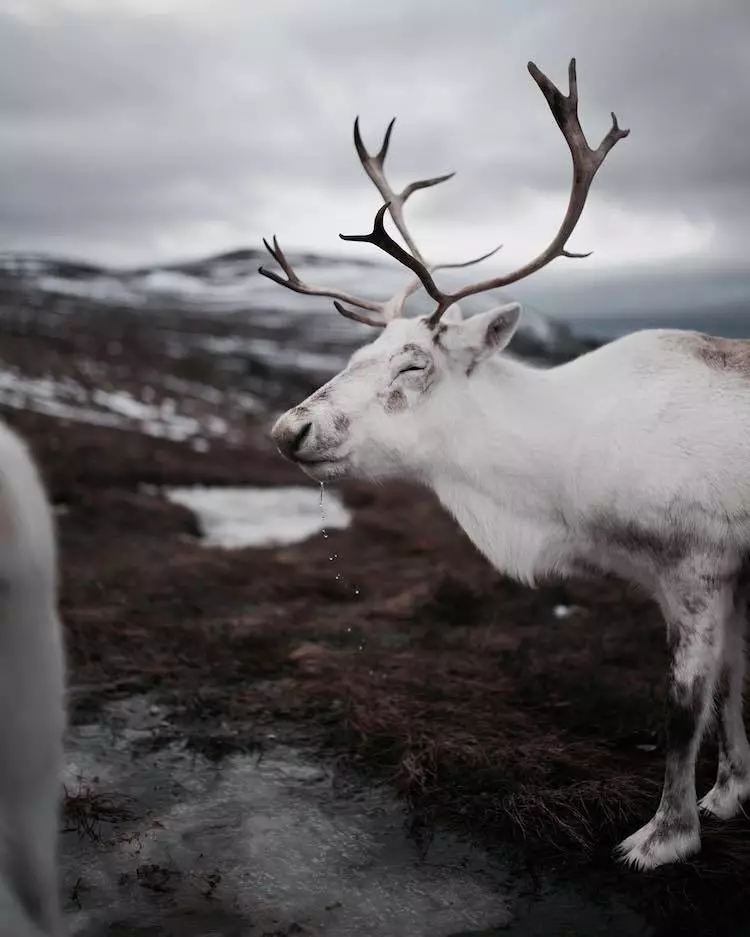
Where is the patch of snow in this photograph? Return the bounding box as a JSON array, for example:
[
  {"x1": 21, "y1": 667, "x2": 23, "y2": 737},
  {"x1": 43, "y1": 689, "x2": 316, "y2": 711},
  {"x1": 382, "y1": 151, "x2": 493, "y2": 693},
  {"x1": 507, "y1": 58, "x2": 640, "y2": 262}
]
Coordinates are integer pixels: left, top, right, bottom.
[
  {"x1": 198, "y1": 334, "x2": 349, "y2": 375},
  {"x1": 0, "y1": 366, "x2": 230, "y2": 444},
  {"x1": 164, "y1": 485, "x2": 351, "y2": 549},
  {"x1": 35, "y1": 274, "x2": 145, "y2": 306},
  {"x1": 0, "y1": 255, "x2": 42, "y2": 276},
  {"x1": 134, "y1": 269, "x2": 211, "y2": 296},
  {"x1": 162, "y1": 376, "x2": 223, "y2": 405}
]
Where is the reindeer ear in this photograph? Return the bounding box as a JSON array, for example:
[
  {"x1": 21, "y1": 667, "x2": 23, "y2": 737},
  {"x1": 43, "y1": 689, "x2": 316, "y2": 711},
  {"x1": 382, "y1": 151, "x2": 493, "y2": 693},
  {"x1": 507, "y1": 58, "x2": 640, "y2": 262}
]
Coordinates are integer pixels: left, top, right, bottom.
[{"x1": 455, "y1": 302, "x2": 521, "y2": 372}]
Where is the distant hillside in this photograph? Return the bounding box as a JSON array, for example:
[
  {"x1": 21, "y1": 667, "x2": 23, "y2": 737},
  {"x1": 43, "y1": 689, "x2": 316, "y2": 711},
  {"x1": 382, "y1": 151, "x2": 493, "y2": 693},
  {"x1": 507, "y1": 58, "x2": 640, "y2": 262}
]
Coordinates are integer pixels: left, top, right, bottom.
[{"x1": 0, "y1": 248, "x2": 593, "y2": 364}]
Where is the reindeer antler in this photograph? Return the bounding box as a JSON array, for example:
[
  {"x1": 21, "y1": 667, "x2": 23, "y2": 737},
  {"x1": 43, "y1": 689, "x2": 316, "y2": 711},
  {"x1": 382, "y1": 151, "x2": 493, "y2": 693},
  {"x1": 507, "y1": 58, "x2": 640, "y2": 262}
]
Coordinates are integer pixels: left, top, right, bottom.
[
  {"x1": 261, "y1": 58, "x2": 629, "y2": 329},
  {"x1": 342, "y1": 58, "x2": 628, "y2": 326},
  {"x1": 259, "y1": 115, "x2": 472, "y2": 325},
  {"x1": 258, "y1": 236, "x2": 385, "y2": 327},
  {"x1": 352, "y1": 116, "x2": 454, "y2": 267},
  {"x1": 333, "y1": 241, "x2": 503, "y2": 323},
  {"x1": 259, "y1": 231, "x2": 501, "y2": 328}
]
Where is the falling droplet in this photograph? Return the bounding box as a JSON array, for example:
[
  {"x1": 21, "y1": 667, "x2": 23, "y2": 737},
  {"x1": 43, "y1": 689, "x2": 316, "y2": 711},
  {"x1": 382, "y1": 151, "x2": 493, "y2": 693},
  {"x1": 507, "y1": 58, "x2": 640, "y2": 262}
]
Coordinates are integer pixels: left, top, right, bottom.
[
  {"x1": 319, "y1": 481, "x2": 364, "y2": 650},
  {"x1": 320, "y1": 482, "x2": 329, "y2": 540}
]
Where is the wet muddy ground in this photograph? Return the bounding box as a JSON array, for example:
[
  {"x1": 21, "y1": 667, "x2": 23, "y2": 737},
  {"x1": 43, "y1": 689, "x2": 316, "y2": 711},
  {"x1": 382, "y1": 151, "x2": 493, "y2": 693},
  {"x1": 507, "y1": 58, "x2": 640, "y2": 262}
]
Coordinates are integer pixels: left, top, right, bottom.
[
  {"x1": 61, "y1": 694, "x2": 652, "y2": 937},
  {"x1": 1, "y1": 284, "x2": 750, "y2": 935}
]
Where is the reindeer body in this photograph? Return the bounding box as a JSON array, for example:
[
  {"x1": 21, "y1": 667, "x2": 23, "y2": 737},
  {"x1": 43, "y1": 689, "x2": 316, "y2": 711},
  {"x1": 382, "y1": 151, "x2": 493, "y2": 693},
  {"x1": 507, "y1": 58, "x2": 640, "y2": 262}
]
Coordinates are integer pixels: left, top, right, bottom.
[
  {"x1": 0, "y1": 421, "x2": 65, "y2": 935},
  {"x1": 261, "y1": 58, "x2": 750, "y2": 869},
  {"x1": 271, "y1": 315, "x2": 750, "y2": 870},
  {"x1": 430, "y1": 328, "x2": 750, "y2": 588},
  {"x1": 429, "y1": 327, "x2": 750, "y2": 869}
]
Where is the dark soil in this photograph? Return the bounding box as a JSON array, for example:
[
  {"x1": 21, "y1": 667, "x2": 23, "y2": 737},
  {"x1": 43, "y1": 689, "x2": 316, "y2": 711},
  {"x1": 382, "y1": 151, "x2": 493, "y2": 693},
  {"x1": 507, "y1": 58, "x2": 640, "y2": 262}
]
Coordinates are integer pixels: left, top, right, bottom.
[{"x1": 1, "y1": 285, "x2": 749, "y2": 936}]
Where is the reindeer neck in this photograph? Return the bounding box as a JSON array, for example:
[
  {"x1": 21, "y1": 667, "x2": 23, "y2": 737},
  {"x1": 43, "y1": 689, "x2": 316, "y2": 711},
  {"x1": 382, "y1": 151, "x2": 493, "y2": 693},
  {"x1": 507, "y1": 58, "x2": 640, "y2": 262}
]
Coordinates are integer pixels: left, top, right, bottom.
[{"x1": 421, "y1": 355, "x2": 579, "y2": 583}]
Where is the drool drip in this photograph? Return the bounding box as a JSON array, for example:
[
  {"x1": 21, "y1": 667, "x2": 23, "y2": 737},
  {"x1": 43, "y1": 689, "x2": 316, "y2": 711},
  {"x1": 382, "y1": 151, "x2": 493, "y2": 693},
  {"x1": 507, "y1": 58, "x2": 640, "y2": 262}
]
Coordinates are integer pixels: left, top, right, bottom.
[{"x1": 320, "y1": 482, "x2": 364, "y2": 651}]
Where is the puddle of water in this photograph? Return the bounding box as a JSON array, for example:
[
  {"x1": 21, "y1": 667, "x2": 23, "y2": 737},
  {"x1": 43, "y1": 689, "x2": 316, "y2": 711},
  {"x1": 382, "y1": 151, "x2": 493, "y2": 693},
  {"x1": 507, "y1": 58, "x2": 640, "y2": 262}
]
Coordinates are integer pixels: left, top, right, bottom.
[{"x1": 164, "y1": 484, "x2": 351, "y2": 549}]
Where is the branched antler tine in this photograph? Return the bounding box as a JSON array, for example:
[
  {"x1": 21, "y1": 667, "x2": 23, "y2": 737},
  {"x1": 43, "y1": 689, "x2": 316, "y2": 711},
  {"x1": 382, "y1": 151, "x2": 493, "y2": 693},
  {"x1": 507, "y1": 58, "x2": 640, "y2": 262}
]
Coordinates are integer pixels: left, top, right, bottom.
[
  {"x1": 568, "y1": 56, "x2": 578, "y2": 105},
  {"x1": 352, "y1": 116, "x2": 367, "y2": 159},
  {"x1": 352, "y1": 117, "x2": 455, "y2": 264},
  {"x1": 528, "y1": 58, "x2": 630, "y2": 173},
  {"x1": 333, "y1": 300, "x2": 386, "y2": 328},
  {"x1": 262, "y1": 236, "x2": 300, "y2": 284},
  {"x1": 396, "y1": 243, "x2": 504, "y2": 311},
  {"x1": 401, "y1": 172, "x2": 455, "y2": 201},
  {"x1": 353, "y1": 115, "x2": 396, "y2": 170},
  {"x1": 257, "y1": 265, "x2": 293, "y2": 290},
  {"x1": 257, "y1": 235, "x2": 382, "y2": 313},
  {"x1": 353, "y1": 117, "x2": 395, "y2": 195},
  {"x1": 527, "y1": 61, "x2": 568, "y2": 120},
  {"x1": 438, "y1": 243, "x2": 503, "y2": 270},
  {"x1": 339, "y1": 203, "x2": 446, "y2": 306},
  {"x1": 595, "y1": 111, "x2": 630, "y2": 163},
  {"x1": 528, "y1": 59, "x2": 588, "y2": 162},
  {"x1": 427, "y1": 57, "x2": 629, "y2": 327},
  {"x1": 376, "y1": 117, "x2": 396, "y2": 164}
]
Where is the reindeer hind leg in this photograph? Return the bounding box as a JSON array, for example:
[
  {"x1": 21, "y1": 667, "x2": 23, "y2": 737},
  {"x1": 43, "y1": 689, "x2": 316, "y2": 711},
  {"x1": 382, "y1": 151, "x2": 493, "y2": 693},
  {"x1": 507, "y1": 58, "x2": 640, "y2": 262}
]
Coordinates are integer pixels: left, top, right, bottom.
[{"x1": 699, "y1": 563, "x2": 750, "y2": 819}]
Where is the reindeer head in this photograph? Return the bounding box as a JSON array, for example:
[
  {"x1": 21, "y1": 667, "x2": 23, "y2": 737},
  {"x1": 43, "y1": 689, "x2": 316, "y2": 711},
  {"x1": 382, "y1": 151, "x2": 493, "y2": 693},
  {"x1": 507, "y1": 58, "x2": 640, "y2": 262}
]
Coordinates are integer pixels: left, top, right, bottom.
[
  {"x1": 264, "y1": 59, "x2": 628, "y2": 483},
  {"x1": 270, "y1": 301, "x2": 523, "y2": 481}
]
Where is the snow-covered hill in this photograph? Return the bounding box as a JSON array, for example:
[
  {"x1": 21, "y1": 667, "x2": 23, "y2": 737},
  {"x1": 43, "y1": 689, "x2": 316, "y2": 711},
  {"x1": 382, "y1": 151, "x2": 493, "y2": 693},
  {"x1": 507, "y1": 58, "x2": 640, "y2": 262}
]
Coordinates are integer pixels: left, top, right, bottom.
[{"x1": 0, "y1": 248, "x2": 590, "y2": 364}]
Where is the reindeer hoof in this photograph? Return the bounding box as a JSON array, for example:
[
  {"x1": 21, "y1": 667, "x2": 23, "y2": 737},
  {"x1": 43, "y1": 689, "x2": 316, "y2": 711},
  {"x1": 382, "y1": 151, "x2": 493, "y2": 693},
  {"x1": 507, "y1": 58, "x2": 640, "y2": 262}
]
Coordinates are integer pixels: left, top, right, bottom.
[
  {"x1": 699, "y1": 775, "x2": 750, "y2": 820},
  {"x1": 616, "y1": 815, "x2": 700, "y2": 870}
]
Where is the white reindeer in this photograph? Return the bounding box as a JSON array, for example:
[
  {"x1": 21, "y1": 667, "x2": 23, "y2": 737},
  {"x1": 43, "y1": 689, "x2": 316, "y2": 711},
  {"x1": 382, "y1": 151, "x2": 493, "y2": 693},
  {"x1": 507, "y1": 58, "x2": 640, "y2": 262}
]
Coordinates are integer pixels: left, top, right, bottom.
[
  {"x1": 0, "y1": 422, "x2": 65, "y2": 934},
  {"x1": 261, "y1": 58, "x2": 750, "y2": 871}
]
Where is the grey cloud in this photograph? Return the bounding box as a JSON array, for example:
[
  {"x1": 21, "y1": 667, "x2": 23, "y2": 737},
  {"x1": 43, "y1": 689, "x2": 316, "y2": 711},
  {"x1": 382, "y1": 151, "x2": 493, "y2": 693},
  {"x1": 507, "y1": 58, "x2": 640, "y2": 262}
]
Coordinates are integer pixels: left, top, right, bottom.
[{"x1": 0, "y1": 0, "x2": 749, "y2": 272}]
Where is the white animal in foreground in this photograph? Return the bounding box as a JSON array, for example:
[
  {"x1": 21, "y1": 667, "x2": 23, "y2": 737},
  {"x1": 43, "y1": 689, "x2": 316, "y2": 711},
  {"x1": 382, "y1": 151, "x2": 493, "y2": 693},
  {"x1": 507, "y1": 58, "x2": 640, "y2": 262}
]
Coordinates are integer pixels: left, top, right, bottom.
[
  {"x1": 262, "y1": 58, "x2": 750, "y2": 871},
  {"x1": 0, "y1": 422, "x2": 65, "y2": 934}
]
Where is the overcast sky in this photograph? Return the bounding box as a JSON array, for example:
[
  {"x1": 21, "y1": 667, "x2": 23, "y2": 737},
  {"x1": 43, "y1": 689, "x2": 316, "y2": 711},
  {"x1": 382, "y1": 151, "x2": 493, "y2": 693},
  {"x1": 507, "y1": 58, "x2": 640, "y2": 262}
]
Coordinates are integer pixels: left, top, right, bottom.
[{"x1": 1, "y1": 0, "x2": 749, "y2": 312}]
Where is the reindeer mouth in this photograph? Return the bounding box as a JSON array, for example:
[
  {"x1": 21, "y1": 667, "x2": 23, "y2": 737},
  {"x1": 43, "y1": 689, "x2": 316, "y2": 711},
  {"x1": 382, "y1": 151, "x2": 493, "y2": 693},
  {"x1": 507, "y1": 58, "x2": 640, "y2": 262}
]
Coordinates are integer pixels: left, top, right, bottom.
[
  {"x1": 295, "y1": 456, "x2": 341, "y2": 466},
  {"x1": 294, "y1": 455, "x2": 347, "y2": 481}
]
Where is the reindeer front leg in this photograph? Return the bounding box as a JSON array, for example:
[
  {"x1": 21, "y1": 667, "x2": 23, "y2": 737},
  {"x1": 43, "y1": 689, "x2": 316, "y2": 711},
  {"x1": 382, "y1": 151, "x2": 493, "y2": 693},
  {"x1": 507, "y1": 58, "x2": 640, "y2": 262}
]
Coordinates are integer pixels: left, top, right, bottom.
[{"x1": 617, "y1": 568, "x2": 732, "y2": 870}]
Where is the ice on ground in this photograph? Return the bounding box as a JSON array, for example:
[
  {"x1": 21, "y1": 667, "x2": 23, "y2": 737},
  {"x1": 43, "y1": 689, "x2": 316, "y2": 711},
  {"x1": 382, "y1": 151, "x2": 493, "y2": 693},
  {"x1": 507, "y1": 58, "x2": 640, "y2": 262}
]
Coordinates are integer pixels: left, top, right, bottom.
[{"x1": 164, "y1": 485, "x2": 351, "y2": 548}]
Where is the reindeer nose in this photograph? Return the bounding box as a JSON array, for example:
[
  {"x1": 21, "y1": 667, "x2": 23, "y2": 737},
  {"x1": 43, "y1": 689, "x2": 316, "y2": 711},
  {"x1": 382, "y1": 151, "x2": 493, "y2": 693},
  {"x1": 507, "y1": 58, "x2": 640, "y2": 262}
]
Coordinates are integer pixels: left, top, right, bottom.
[{"x1": 272, "y1": 414, "x2": 313, "y2": 461}]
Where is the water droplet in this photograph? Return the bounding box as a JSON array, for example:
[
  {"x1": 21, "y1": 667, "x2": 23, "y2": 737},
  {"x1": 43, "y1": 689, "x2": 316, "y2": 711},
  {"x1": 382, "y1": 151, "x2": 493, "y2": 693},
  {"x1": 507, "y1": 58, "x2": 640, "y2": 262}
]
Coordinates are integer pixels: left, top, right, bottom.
[{"x1": 319, "y1": 483, "x2": 363, "y2": 647}]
